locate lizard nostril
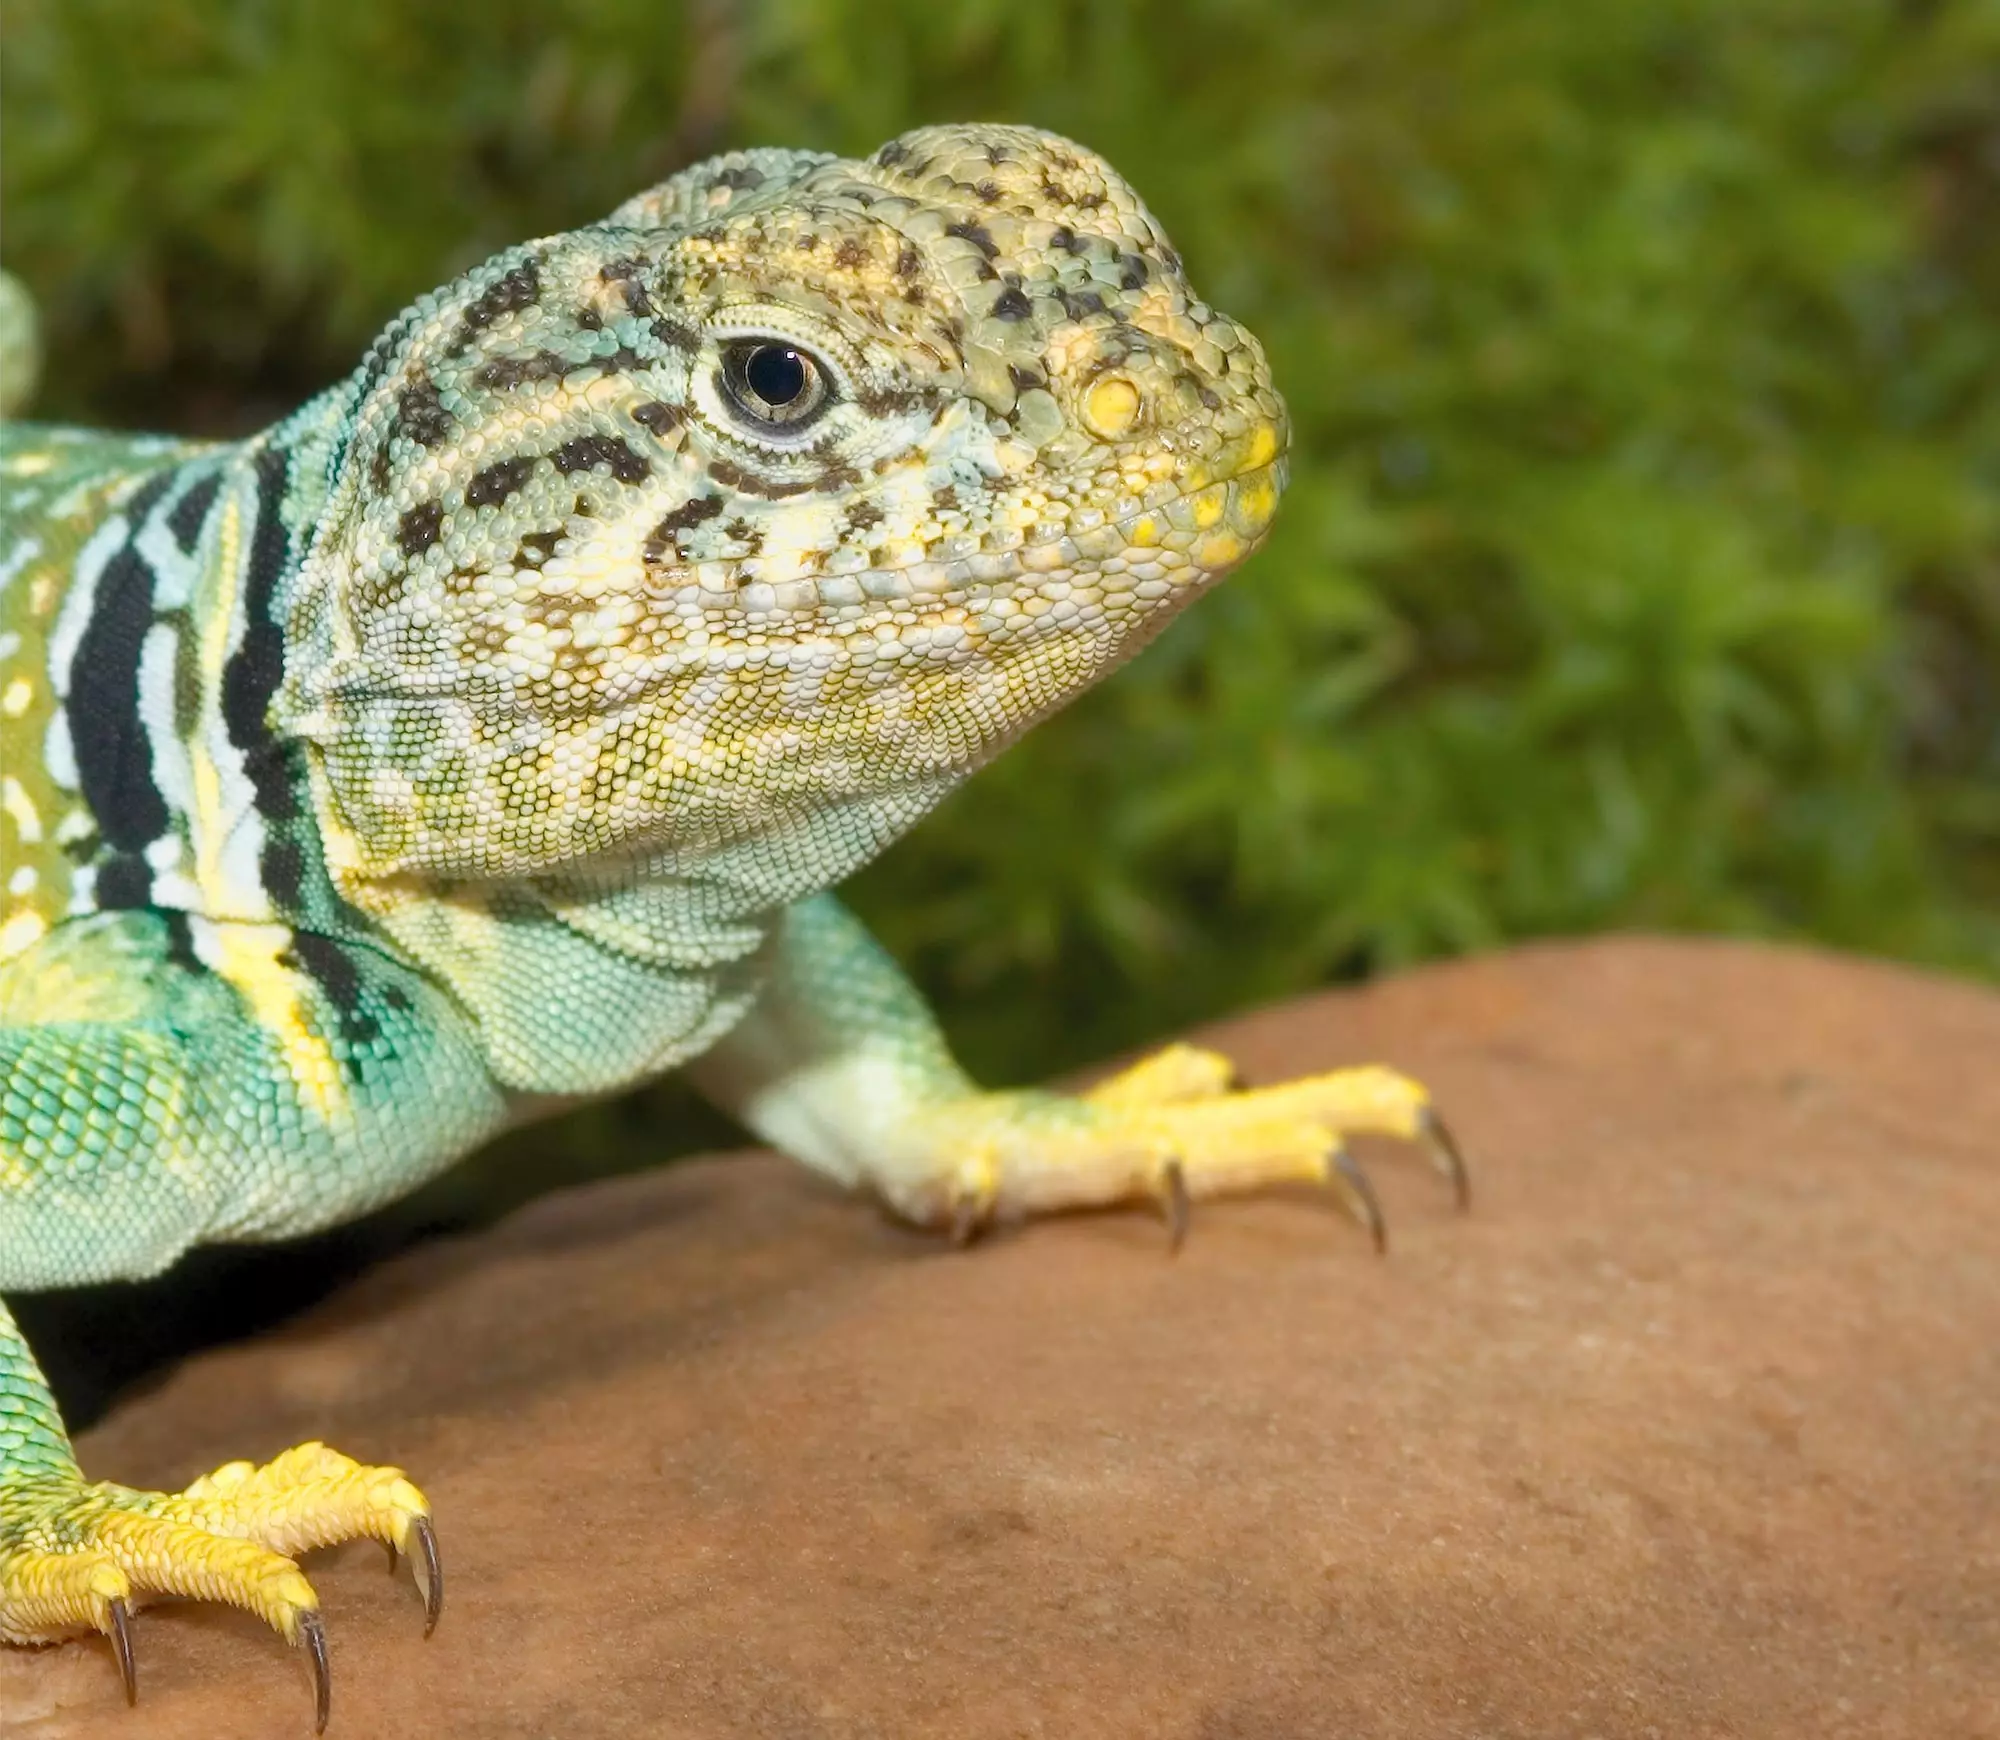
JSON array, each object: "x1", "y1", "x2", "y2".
[{"x1": 1081, "y1": 374, "x2": 1142, "y2": 441}]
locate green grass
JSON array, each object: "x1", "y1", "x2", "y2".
[{"x1": 7, "y1": 0, "x2": 2000, "y2": 1092}]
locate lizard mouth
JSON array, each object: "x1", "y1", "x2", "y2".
[{"x1": 661, "y1": 451, "x2": 1290, "y2": 625}]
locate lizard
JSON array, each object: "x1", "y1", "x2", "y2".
[{"x1": 0, "y1": 123, "x2": 1467, "y2": 1730}]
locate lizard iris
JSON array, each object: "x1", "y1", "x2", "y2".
[
  {"x1": 724, "y1": 340, "x2": 825, "y2": 426},
  {"x1": 0, "y1": 124, "x2": 1465, "y2": 1728}
]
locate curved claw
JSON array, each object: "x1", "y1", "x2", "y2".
[
  {"x1": 1326, "y1": 1144, "x2": 1388, "y2": 1255},
  {"x1": 297, "y1": 1607, "x2": 331, "y2": 1736},
  {"x1": 106, "y1": 1596, "x2": 136, "y2": 1707},
  {"x1": 408, "y1": 1513, "x2": 444, "y2": 1637},
  {"x1": 1159, "y1": 1157, "x2": 1190, "y2": 1256},
  {"x1": 1419, "y1": 1105, "x2": 1472, "y2": 1212},
  {"x1": 947, "y1": 1194, "x2": 989, "y2": 1248}
]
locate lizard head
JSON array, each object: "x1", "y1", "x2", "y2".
[{"x1": 282, "y1": 124, "x2": 1287, "y2": 886}]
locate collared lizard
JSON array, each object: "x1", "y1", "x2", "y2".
[{"x1": 0, "y1": 124, "x2": 1466, "y2": 1729}]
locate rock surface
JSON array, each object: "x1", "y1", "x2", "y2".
[{"x1": 4, "y1": 937, "x2": 1998, "y2": 1739}]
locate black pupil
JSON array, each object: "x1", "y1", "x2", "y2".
[{"x1": 745, "y1": 345, "x2": 808, "y2": 407}]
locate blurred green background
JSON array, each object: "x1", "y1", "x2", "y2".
[{"x1": 7, "y1": 0, "x2": 2000, "y2": 1144}]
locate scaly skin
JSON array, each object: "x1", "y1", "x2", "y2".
[{"x1": 0, "y1": 126, "x2": 1465, "y2": 1727}]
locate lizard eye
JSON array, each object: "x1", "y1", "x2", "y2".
[{"x1": 720, "y1": 340, "x2": 831, "y2": 430}]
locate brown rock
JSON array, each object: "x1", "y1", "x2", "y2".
[{"x1": 3, "y1": 937, "x2": 1997, "y2": 1739}]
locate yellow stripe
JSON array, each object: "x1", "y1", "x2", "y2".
[
  {"x1": 190, "y1": 489, "x2": 242, "y2": 909},
  {"x1": 211, "y1": 922, "x2": 348, "y2": 1122}
]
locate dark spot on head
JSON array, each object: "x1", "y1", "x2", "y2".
[
  {"x1": 725, "y1": 517, "x2": 757, "y2": 544},
  {"x1": 874, "y1": 139, "x2": 911, "y2": 169},
  {"x1": 844, "y1": 500, "x2": 885, "y2": 533},
  {"x1": 944, "y1": 221, "x2": 999, "y2": 260},
  {"x1": 651, "y1": 316, "x2": 701, "y2": 354},
  {"x1": 1119, "y1": 253, "x2": 1151, "y2": 291},
  {"x1": 369, "y1": 443, "x2": 392, "y2": 493},
  {"x1": 576, "y1": 306, "x2": 603, "y2": 331},
  {"x1": 474, "y1": 351, "x2": 568, "y2": 390},
  {"x1": 552, "y1": 434, "x2": 652, "y2": 485},
  {"x1": 1049, "y1": 226, "x2": 1081, "y2": 254},
  {"x1": 990, "y1": 285, "x2": 1032, "y2": 322},
  {"x1": 975, "y1": 181, "x2": 1002, "y2": 204},
  {"x1": 396, "y1": 377, "x2": 451, "y2": 447},
  {"x1": 450, "y1": 259, "x2": 542, "y2": 353},
  {"x1": 896, "y1": 245, "x2": 921, "y2": 278},
  {"x1": 397, "y1": 501, "x2": 443, "y2": 556},
  {"x1": 651, "y1": 494, "x2": 726, "y2": 538},
  {"x1": 632, "y1": 400, "x2": 683, "y2": 435},
  {"x1": 596, "y1": 344, "x2": 648, "y2": 375},
  {"x1": 515, "y1": 530, "x2": 561, "y2": 569},
  {"x1": 903, "y1": 284, "x2": 927, "y2": 305},
  {"x1": 834, "y1": 237, "x2": 869, "y2": 270},
  {"x1": 599, "y1": 258, "x2": 657, "y2": 317},
  {"x1": 852, "y1": 383, "x2": 925, "y2": 419},
  {"x1": 465, "y1": 456, "x2": 538, "y2": 509},
  {"x1": 1008, "y1": 364, "x2": 1045, "y2": 393},
  {"x1": 573, "y1": 495, "x2": 594, "y2": 518},
  {"x1": 798, "y1": 233, "x2": 820, "y2": 252},
  {"x1": 930, "y1": 484, "x2": 960, "y2": 514},
  {"x1": 715, "y1": 163, "x2": 765, "y2": 191},
  {"x1": 1059, "y1": 288, "x2": 1107, "y2": 321}
]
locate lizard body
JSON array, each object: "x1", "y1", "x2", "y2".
[{"x1": 0, "y1": 126, "x2": 1460, "y2": 1725}]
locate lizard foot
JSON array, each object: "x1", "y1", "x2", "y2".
[
  {"x1": 0, "y1": 1441, "x2": 439, "y2": 1732},
  {"x1": 906, "y1": 1044, "x2": 1469, "y2": 1252}
]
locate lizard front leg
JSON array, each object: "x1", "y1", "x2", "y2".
[
  {"x1": 689, "y1": 894, "x2": 1468, "y2": 1249},
  {"x1": 0, "y1": 1299, "x2": 437, "y2": 1729},
  {"x1": 0, "y1": 914, "x2": 503, "y2": 1727}
]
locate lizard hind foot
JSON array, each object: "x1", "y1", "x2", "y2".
[{"x1": 0, "y1": 1441, "x2": 439, "y2": 1733}]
